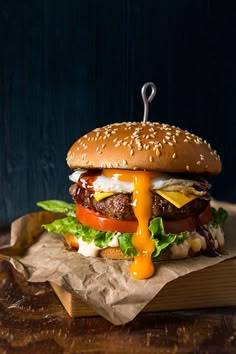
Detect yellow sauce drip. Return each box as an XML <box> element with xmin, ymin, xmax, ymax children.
<box><xmin>103</xmin><ymin>169</ymin><xmax>157</xmax><ymax>279</ymax></box>
<box><xmin>130</xmin><ymin>172</ymin><xmax>155</xmax><ymax>279</ymax></box>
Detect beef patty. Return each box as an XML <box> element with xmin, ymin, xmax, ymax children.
<box><xmin>69</xmin><ymin>184</ymin><xmax>210</xmax><ymax>220</ymax></box>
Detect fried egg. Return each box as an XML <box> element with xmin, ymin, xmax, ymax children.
<box><xmin>69</xmin><ymin>169</ymin><xmax>208</xmax><ymax>195</ymax></box>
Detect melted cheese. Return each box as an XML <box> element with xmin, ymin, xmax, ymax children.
<box><xmin>94</xmin><ymin>191</ymin><xmax>115</xmax><ymax>201</ymax></box>
<box><xmin>93</xmin><ymin>187</ymin><xmax>198</xmax><ymax>210</ymax></box>
<box><xmin>154</xmin><ymin>190</ymin><xmax>198</xmax><ymax>209</ymax></box>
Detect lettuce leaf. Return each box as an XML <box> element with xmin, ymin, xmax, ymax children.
<box><xmin>211</xmin><ymin>207</ymin><xmax>228</xmax><ymax>227</ymax></box>
<box><xmin>37</xmin><ymin>200</ymin><xmax>76</xmax><ymax>216</ymax></box>
<box><xmin>118</xmin><ymin>233</ymin><xmax>138</xmax><ymax>257</ymax></box>
<box><xmin>149</xmin><ymin>217</ymin><xmax>187</xmax><ymax>259</ymax></box>
<box><xmin>42</xmin><ymin>216</ymin><xmax>114</xmax><ymax>248</ymax></box>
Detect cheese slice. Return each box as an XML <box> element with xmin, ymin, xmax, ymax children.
<box><xmin>94</xmin><ymin>191</ymin><xmax>115</xmax><ymax>201</ymax></box>
<box><xmin>154</xmin><ymin>190</ymin><xmax>198</xmax><ymax>209</ymax></box>
<box><xmin>94</xmin><ymin>190</ymin><xmax>198</xmax><ymax>208</ymax></box>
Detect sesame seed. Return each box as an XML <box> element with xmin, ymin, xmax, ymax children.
<box><xmin>172</xmin><ymin>153</ymin><xmax>176</xmax><ymax>159</ymax></box>
<box><xmin>205</xmin><ymin>164</ymin><xmax>209</xmax><ymax>168</ymax></box>
<box><xmin>186</xmin><ymin>165</ymin><xmax>190</xmax><ymax>171</ymax></box>
<box><xmin>168</xmin><ymin>142</ymin><xmax>173</xmax><ymax>146</ymax></box>
<box><xmin>122</xmin><ymin>159</ymin><xmax>128</xmax><ymax>166</ymax></box>
<box><xmin>149</xmin><ymin>156</ymin><xmax>154</xmax><ymax>162</ymax></box>
<box><xmin>130</xmin><ymin>149</ymin><xmax>134</xmax><ymax>156</ymax></box>
<box><xmin>163</xmin><ymin>139</ymin><xmax>166</xmax><ymax>144</ymax></box>
<box><xmin>156</xmin><ymin>148</ymin><xmax>160</xmax><ymax>157</ymax></box>
<box><xmin>196</xmin><ymin>161</ymin><xmax>201</xmax><ymax>165</ymax></box>
<box><xmin>184</xmin><ymin>139</ymin><xmax>188</xmax><ymax>143</ymax></box>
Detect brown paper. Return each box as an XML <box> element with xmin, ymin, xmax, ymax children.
<box><xmin>0</xmin><ymin>200</ymin><xmax>236</xmax><ymax>325</ymax></box>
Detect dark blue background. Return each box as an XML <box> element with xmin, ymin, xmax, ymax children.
<box><xmin>1</xmin><ymin>0</ymin><xmax>236</xmax><ymax>222</ymax></box>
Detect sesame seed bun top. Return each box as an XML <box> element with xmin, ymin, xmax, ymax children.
<box><xmin>66</xmin><ymin>122</ymin><xmax>222</xmax><ymax>175</ymax></box>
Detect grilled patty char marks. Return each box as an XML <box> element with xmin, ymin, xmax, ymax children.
<box><xmin>69</xmin><ymin>184</ymin><xmax>210</xmax><ymax>221</ymax></box>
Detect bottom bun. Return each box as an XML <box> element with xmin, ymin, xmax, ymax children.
<box><xmin>64</xmin><ymin>233</ymin><xmax>80</xmax><ymax>249</ymax></box>
<box><xmin>99</xmin><ymin>246</ymin><xmax>198</xmax><ymax>261</ymax></box>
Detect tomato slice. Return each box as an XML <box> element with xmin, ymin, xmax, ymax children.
<box><xmin>76</xmin><ymin>204</ymin><xmax>212</xmax><ymax>234</ymax></box>
<box><xmin>198</xmin><ymin>203</ymin><xmax>212</xmax><ymax>225</ymax></box>
<box><xmin>163</xmin><ymin>205</ymin><xmax>212</xmax><ymax>234</ymax></box>
<box><xmin>76</xmin><ymin>204</ymin><xmax>138</xmax><ymax>233</ymax></box>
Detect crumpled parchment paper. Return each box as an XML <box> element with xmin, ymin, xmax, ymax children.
<box><xmin>0</xmin><ymin>200</ymin><xmax>235</xmax><ymax>325</ymax></box>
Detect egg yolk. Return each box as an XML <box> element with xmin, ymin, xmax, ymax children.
<box><xmin>103</xmin><ymin>169</ymin><xmax>158</xmax><ymax>280</ymax></box>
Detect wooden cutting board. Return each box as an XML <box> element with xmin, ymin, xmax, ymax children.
<box><xmin>50</xmin><ymin>258</ymin><xmax>236</xmax><ymax>317</ymax></box>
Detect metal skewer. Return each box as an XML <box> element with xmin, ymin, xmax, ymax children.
<box><xmin>141</xmin><ymin>82</ymin><xmax>157</xmax><ymax>122</ymax></box>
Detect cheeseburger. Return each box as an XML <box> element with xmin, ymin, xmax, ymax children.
<box><xmin>38</xmin><ymin>121</ymin><xmax>227</xmax><ymax>280</ymax></box>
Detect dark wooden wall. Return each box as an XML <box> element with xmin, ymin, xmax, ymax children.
<box><xmin>1</xmin><ymin>0</ymin><xmax>236</xmax><ymax>222</ymax></box>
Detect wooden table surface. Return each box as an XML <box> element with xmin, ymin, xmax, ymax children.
<box><xmin>0</xmin><ymin>225</ymin><xmax>236</xmax><ymax>354</ymax></box>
